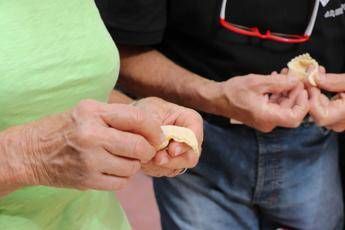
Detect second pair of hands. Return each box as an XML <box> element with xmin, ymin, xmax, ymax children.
<box><xmin>218</xmin><ymin>67</ymin><xmax>345</xmax><ymax>133</ymax></box>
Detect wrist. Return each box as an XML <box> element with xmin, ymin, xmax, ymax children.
<box><xmin>195</xmin><ymin>80</ymin><xmax>230</xmax><ymax>117</ymax></box>
<box><xmin>24</xmin><ymin>112</ymin><xmax>74</xmax><ymax>186</ymax></box>
<box><xmin>0</xmin><ymin>127</ymin><xmax>33</xmax><ymax>191</ymax></box>
<box><xmin>0</xmin><ymin>111</ymin><xmax>74</xmax><ymax>189</ymax></box>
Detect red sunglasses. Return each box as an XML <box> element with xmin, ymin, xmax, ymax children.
<box><xmin>220</xmin><ymin>0</ymin><xmax>319</xmax><ymax>44</ymax></box>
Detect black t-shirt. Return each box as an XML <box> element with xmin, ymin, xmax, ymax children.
<box><xmin>96</xmin><ymin>0</ymin><xmax>345</xmax><ymax>124</ymax></box>
<box><xmin>97</xmin><ymin>0</ymin><xmax>345</xmax><ymax>75</ymax></box>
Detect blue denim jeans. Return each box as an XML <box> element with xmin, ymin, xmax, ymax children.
<box><xmin>154</xmin><ymin>121</ymin><xmax>344</xmax><ymax>230</ymax></box>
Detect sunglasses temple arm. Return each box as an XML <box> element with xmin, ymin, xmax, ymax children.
<box><xmin>305</xmin><ymin>0</ymin><xmax>320</xmax><ymax>36</ymax></box>
<box><xmin>220</xmin><ymin>0</ymin><xmax>228</xmax><ymax>19</ymax></box>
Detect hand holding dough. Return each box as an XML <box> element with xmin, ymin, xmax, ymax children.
<box><xmin>230</xmin><ymin>53</ymin><xmax>319</xmax><ymax>125</ymax></box>
<box><xmin>287</xmin><ymin>53</ymin><xmax>319</xmax><ymax>86</ymax></box>
<box><xmin>158</xmin><ymin>125</ymin><xmax>200</xmax><ymax>156</ymax></box>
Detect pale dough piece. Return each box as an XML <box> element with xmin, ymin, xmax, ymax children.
<box><xmin>159</xmin><ymin>125</ymin><xmax>200</xmax><ymax>156</ymax></box>
<box><xmin>287</xmin><ymin>53</ymin><xmax>319</xmax><ymax>86</ymax></box>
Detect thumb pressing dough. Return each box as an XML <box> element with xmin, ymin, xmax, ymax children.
<box><xmin>159</xmin><ymin>125</ymin><xmax>200</xmax><ymax>156</ymax></box>
<box><xmin>287</xmin><ymin>53</ymin><xmax>319</xmax><ymax>86</ymax></box>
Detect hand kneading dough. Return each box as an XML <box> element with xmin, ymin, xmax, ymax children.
<box><xmin>230</xmin><ymin>53</ymin><xmax>320</xmax><ymax>125</ymax></box>
<box><xmin>287</xmin><ymin>53</ymin><xmax>319</xmax><ymax>86</ymax></box>
<box><xmin>159</xmin><ymin>125</ymin><xmax>200</xmax><ymax>156</ymax></box>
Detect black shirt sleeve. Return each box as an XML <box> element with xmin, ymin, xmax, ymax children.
<box><xmin>95</xmin><ymin>0</ymin><xmax>167</xmax><ymax>45</ymax></box>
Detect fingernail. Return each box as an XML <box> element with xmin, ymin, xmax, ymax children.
<box><xmin>158</xmin><ymin>155</ymin><xmax>169</xmax><ymax>165</ymax></box>
<box><xmin>174</xmin><ymin>146</ymin><xmax>183</xmax><ymax>156</ymax></box>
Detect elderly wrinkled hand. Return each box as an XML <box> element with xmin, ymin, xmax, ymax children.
<box><xmin>132</xmin><ymin>97</ymin><xmax>203</xmax><ymax>177</ymax></box>
<box><xmin>0</xmin><ymin>100</ymin><xmax>165</xmax><ymax>193</ymax></box>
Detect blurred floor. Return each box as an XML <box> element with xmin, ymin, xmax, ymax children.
<box><xmin>116</xmin><ymin>172</ymin><xmax>161</xmax><ymax>230</ymax></box>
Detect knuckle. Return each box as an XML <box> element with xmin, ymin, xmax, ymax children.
<box><xmin>145</xmin><ymin>96</ymin><xmax>162</xmax><ymax>104</ymax></box>
<box><xmin>186</xmin><ymin>152</ymin><xmax>199</xmax><ymax>168</ymax></box>
<box><xmin>260</xmin><ymin>129</ymin><xmax>271</xmax><ymax>133</ymax></box>
<box><xmin>128</xmin><ymin>161</ymin><xmax>141</xmax><ymax>175</ymax></box>
<box><xmin>76</xmin><ymin>125</ymin><xmax>99</xmax><ymax>143</ymax></box>
<box><xmin>246</xmin><ymin>77</ymin><xmax>259</xmax><ymax>87</ymax></box>
<box><xmin>253</xmin><ymin>110</ymin><xmax>265</xmax><ymax>123</ymax></box>
<box><xmin>310</xmin><ymin>109</ymin><xmax>329</xmax><ymax>126</ymax></box>
<box><xmin>258</xmin><ymin>125</ymin><xmax>274</xmax><ymax>133</ymax></box>
<box><xmin>314</xmin><ymin>115</ymin><xmax>328</xmax><ymax>127</ymax></box>
<box><xmin>286</xmin><ymin>116</ymin><xmax>301</xmax><ymax>128</ymax></box>
<box><xmin>131</xmin><ymin>108</ymin><xmax>146</xmax><ymax>124</ymax></box>
<box><xmin>76</xmin><ymin>99</ymin><xmax>99</xmax><ymax>113</ymax></box>
<box><xmin>166</xmin><ymin>171</ymin><xmax>178</xmax><ymax>178</ymax></box>
<box><xmin>333</xmin><ymin>127</ymin><xmax>344</xmax><ymax>132</ymax></box>
<box><xmin>191</xmin><ymin>109</ymin><xmax>204</xmax><ymax>124</ymax></box>
<box><xmin>131</xmin><ymin>136</ymin><xmax>153</xmax><ymax>161</ymax></box>
<box><xmin>290</xmin><ymin>120</ymin><xmax>301</xmax><ymax>128</ymax></box>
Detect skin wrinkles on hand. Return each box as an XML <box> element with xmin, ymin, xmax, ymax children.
<box><xmin>0</xmin><ymin>96</ymin><xmax>204</xmax><ymax>196</ymax></box>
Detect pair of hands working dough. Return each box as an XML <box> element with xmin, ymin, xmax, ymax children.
<box><xmin>0</xmin><ymin>97</ymin><xmax>203</xmax><ymax>196</ymax></box>
<box><xmin>226</xmin><ymin>54</ymin><xmax>345</xmax><ymax>132</ymax></box>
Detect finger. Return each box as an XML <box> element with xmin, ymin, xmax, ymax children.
<box><xmin>327</xmin><ymin>122</ymin><xmax>345</xmax><ymax>132</ymax></box>
<box><xmin>102</xmin><ymin>104</ymin><xmax>164</xmax><ymax>149</ymax></box>
<box><xmin>283</xmin><ymin>89</ymin><xmax>309</xmax><ymax>127</ymax></box>
<box><xmin>168</xmin><ymin>107</ymin><xmax>204</xmax><ymax>149</ymax></box>
<box><xmin>95</xmin><ymin>152</ymin><xmax>141</xmax><ymax>177</ymax></box>
<box><xmin>309</xmin><ymin>86</ymin><xmax>322</xmax><ymax>105</ymax></box>
<box><xmin>101</xmin><ymin>127</ymin><xmax>156</xmax><ymax>162</ymax></box>
<box><xmin>279</xmin><ymin>96</ymin><xmax>295</xmax><ymax>108</ymax></box>
<box><xmin>85</xmin><ymin>174</ymin><xmax>129</xmax><ymax>191</ymax></box>
<box><xmin>309</xmin><ymin>87</ymin><xmax>331</xmax><ymax>125</ymax></box>
<box><xmin>269</xmin><ymin>93</ymin><xmax>282</xmax><ymax>103</ymax></box>
<box><xmin>309</xmin><ymin>86</ymin><xmax>323</xmax><ymax>112</ymax></box>
<box><xmin>320</xmin><ymin>93</ymin><xmax>330</xmax><ymax>107</ymax></box>
<box><xmin>310</xmin><ymin>88</ymin><xmax>345</xmax><ymax>125</ymax></box>
<box><xmin>267</xmin><ymin>89</ymin><xmax>309</xmax><ymax>128</ymax></box>
<box><xmin>319</xmin><ymin>66</ymin><xmax>326</xmax><ymax>74</ymax></box>
<box><xmin>167</xmin><ymin>142</ymin><xmax>191</xmax><ymax>157</ymax></box>
<box><xmin>326</xmin><ymin>99</ymin><xmax>345</xmax><ymax>123</ymax></box>
<box><xmin>158</xmin><ymin>150</ymin><xmax>199</xmax><ymax>169</ymax></box>
<box><xmin>141</xmin><ymin>163</ymin><xmax>175</xmax><ymax>178</ymax></box>
<box><xmin>259</xmin><ymin>74</ymin><xmax>299</xmax><ymax>94</ymax></box>
<box><xmin>280</xmin><ymin>68</ymin><xmax>289</xmax><ymax>75</ymax></box>
<box><xmin>291</xmin><ymin>89</ymin><xmax>309</xmax><ymax>119</ymax></box>
<box><xmin>153</xmin><ymin>150</ymin><xmax>172</xmax><ymax>165</ymax></box>
<box><xmin>315</xmin><ymin>73</ymin><xmax>345</xmax><ymax>92</ymax></box>
<box><xmin>279</xmin><ymin>83</ymin><xmax>304</xmax><ymax>108</ymax></box>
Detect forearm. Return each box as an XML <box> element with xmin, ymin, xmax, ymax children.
<box><xmin>0</xmin><ymin>125</ymin><xmax>34</xmax><ymax>196</ymax></box>
<box><xmin>118</xmin><ymin>46</ymin><xmax>228</xmax><ymax>117</ymax></box>
<box><xmin>108</xmin><ymin>90</ymin><xmax>134</xmax><ymax>104</ymax></box>
<box><xmin>0</xmin><ymin>112</ymin><xmax>71</xmax><ymax>197</ymax></box>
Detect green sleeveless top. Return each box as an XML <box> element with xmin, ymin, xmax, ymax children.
<box><xmin>0</xmin><ymin>1</ymin><xmax>130</xmax><ymax>229</ymax></box>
